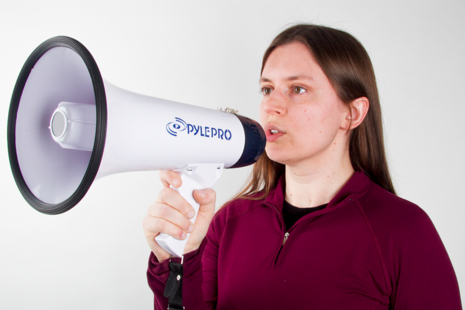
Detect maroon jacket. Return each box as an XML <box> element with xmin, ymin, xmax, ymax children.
<box><xmin>147</xmin><ymin>171</ymin><xmax>462</xmax><ymax>309</ymax></box>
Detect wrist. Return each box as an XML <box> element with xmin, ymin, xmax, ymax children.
<box><xmin>183</xmin><ymin>244</ymin><xmax>200</xmax><ymax>255</ymax></box>
<box><xmin>154</xmin><ymin>250</ymin><xmax>171</xmax><ymax>263</ymax></box>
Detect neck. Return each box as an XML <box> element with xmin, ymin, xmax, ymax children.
<box><xmin>284</xmin><ymin>152</ymin><xmax>354</xmax><ymax>208</ymax></box>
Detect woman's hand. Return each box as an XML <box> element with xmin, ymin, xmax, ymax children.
<box><xmin>143</xmin><ymin>170</ymin><xmax>217</xmax><ymax>262</ymax></box>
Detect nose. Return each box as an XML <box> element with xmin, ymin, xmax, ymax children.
<box><xmin>261</xmin><ymin>90</ymin><xmax>287</xmax><ymax>116</ymax></box>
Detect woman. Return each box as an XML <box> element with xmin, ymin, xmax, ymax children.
<box><xmin>143</xmin><ymin>24</ymin><xmax>462</xmax><ymax>309</ymax></box>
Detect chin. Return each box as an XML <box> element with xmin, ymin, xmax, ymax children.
<box><xmin>265</xmin><ymin>148</ymin><xmax>292</xmax><ymax>166</ymax></box>
<box><xmin>266</xmin><ymin>145</ymin><xmax>323</xmax><ymax>168</ymax></box>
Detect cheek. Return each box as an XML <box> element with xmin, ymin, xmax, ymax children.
<box><xmin>289</xmin><ymin>106</ymin><xmax>325</xmax><ymax>133</ymax></box>
<box><xmin>290</xmin><ymin>105</ymin><xmax>342</xmax><ymax>144</ymax></box>
<box><xmin>317</xmin><ymin>98</ymin><xmax>347</xmax><ymax>129</ymax></box>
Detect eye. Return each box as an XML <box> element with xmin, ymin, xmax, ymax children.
<box><xmin>292</xmin><ymin>86</ymin><xmax>307</xmax><ymax>94</ymax></box>
<box><xmin>261</xmin><ymin>87</ymin><xmax>273</xmax><ymax>96</ymax></box>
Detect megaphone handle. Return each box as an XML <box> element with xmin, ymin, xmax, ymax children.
<box><xmin>155</xmin><ymin>164</ymin><xmax>224</xmax><ymax>258</ymax></box>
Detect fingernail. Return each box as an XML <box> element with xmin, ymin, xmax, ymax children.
<box><xmin>188</xmin><ymin>211</ymin><xmax>195</xmax><ymax>219</ymax></box>
<box><xmin>181</xmin><ymin>232</ymin><xmax>187</xmax><ymax>239</ymax></box>
<box><xmin>173</xmin><ymin>179</ymin><xmax>181</xmax><ymax>187</ymax></box>
<box><xmin>188</xmin><ymin>225</ymin><xmax>194</xmax><ymax>233</ymax></box>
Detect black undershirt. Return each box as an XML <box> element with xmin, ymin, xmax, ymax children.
<box><xmin>283</xmin><ymin>200</ymin><xmax>327</xmax><ymax>231</ymax></box>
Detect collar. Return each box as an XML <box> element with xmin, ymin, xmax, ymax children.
<box><xmin>262</xmin><ymin>169</ymin><xmax>371</xmax><ymax>213</ymax></box>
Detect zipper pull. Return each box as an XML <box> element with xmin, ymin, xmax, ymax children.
<box><xmin>282</xmin><ymin>232</ymin><xmax>290</xmax><ymax>246</ymax></box>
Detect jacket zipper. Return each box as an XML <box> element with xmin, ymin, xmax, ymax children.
<box><xmin>263</xmin><ymin>202</ymin><xmax>289</xmax><ymax>267</ymax></box>
<box><xmin>262</xmin><ymin>202</ymin><xmax>292</xmax><ymax>243</ymax></box>
<box><xmin>262</xmin><ymin>196</ymin><xmax>352</xmax><ymax>268</ymax></box>
<box><xmin>273</xmin><ymin>232</ymin><xmax>290</xmax><ymax>266</ymax></box>
<box><xmin>282</xmin><ymin>232</ymin><xmax>290</xmax><ymax>246</ymax></box>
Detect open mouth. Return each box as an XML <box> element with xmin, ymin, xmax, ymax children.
<box><xmin>265</xmin><ymin>125</ymin><xmax>284</xmax><ymax>142</ymax></box>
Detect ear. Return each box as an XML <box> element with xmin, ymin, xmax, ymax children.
<box><xmin>342</xmin><ymin>97</ymin><xmax>369</xmax><ymax>130</ymax></box>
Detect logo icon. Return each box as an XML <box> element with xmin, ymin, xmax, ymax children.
<box><xmin>166</xmin><ymin>117</ymin><xmax>187</xmax><ymax>136</ymax></box>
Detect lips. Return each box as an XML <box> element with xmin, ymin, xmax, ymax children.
<box><xmin>264</xmin><ymin>124</ymin><xmax>285</xmax><ymax>142</ymax></box>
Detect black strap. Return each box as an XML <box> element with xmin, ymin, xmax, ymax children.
<box><xmin>164</xmin><ymin>261</ymin><xmax>184</xmax><ymax>310</ymax></box>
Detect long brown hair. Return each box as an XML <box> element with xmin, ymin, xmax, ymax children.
<box><xmin>235</xmin><ymin>24</ymin><xmax>395</xmax><ymax>201</ymax></box>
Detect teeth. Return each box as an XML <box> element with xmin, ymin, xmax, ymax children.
<box><xmin>271</xmin><ymin>129</ymin><xmax>279</xmax><ymax>134</ymax></box>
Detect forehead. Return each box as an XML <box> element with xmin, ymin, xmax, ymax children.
<box><xmin>262</xmin><ymin>41</ymin><xmax>325</xmax><ymax>81</ymax></box>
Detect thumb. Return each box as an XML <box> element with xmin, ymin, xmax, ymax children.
<box><xmin>183</xmin><ymin>188</ymin><xmax>216</xmax><ymax>254</ymax></box>
<box><xmin>193</xmin><ymin>188</ymin><xmax>216</xmax><ymax>211</ymax></box>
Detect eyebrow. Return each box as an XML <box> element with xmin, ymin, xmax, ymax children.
<box><xmin>259</xmin><ymin>75</ymin><xmax>314</xmax><ymax>83</ymax></box>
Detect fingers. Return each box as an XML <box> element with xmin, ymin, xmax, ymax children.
<box><xmin>143</xmin><ymin>194</ymin><xmax>194</xmax><ymax>262</ymax></box>
<box><xmin>143</xmin><ymin>213</ymin><xmax>192</xmax><ymax>241</ymax></box>
<box><xmin>156</xmin><ymin>187</ymin><xmax>195</xmax><ymax>218</ymax></box>
<box><xmin>159</xmin><ymin>170</ymin><xmax>182</xmax><ymax>188</ymax></box>
<box><xmin>146</xmin><ymin>186</ymin><xmax>195</xmax><ymax>242</ymax></box>
<box><xmin>144</xmin><ymin>171</ymin><xmax>218</xmax><ymax>259</ymax></box>
<box><xmin>148</xmin><ymin>201</ymin><xmax>194</xmax><ymax>236</ymax></box>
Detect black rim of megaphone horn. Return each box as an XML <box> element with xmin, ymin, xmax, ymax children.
<box><xmin>7</xmin><ymin>36</ymin><xmax>107</xmax><ymax>215</ymax></box>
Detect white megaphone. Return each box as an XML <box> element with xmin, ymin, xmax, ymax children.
<box><xmin>7</xmin><ymin>36</ymin><xmax>266</xmax><ymax>257</ymax></box>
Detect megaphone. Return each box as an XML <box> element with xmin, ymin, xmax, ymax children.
<box><xmin>7</xmin><ymin>36</ymin><xmax>266</xmax><ymax>257</ymax></box>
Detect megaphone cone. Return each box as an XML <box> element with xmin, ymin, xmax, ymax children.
<box><xmin>8</xmin><ymin>36</ymin><xmax>265</xmax><ymax>256</ymax></box>
<box><xmin>8</xmin><ymin>36</ymin><xmax>108</xmax><ymax>215</ymax></box>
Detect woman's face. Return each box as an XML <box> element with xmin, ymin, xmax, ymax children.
<box><xmin>259</xmin><ymin>41</ymin><xmax>350</xmax><ymax>167</ymax></box>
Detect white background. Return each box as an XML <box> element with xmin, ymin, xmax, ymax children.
<box><xmin>1</xmin><ymin>0</ymin><xmax>463</xmax><ymax>309</ymax></box>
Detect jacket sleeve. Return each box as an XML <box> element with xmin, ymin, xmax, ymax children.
<box><xmin>146</xmin><ymin>239</ymin><xmax>211</xmax><ymax>310</ymax></box>
<box><xmin>390</xmin><ymin>208</ymin><xmax>462</xmax><ymax>309</ymax></box>
<box><xmin>146</xmin><ymin>251</ymin><xmax>171</xmax><ymax>310</ymax></box>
